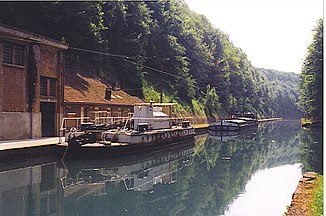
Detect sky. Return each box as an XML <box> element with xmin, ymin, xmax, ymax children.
<box><xmin>185</xmin><ymin>0</ymin><xmax>323</xmax><ymax>73</ymax></box>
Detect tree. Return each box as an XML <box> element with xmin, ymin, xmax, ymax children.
<box><xmin>299</xmin><ymin>19</ymin><xmax>323</xmax><ymax>121</ymax></box>
<box><xmin>0</xmin><ymin>1</ymin><xmax>302</xmax><ymax>119</ymax></box>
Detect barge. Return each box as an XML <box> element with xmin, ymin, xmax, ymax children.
<box><xmin>57</xmin><ymin>103</ymin><xmax>195</xmax><ymax>159</ymax></box>
<box><xmin>208</xmin><ymin>112</ymin><xmax>258</xmax><ymax>132</ymax></box>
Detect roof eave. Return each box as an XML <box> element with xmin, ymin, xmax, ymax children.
<box><xmin>0</xmin><ymin>24</ymin><xmax>68</xmax><ymax>50</ymax></box>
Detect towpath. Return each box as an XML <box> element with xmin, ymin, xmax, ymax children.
<box><xmin>0</xmin><ymin>137</ymin><xmax>62</xmax><ymax>151</ymax></box>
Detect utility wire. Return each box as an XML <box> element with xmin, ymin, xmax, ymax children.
<box><xmin>68</xmin><ymin>46</ymin><xmax>189</xmax><ymax>81</ymax></box>
<box><xmin>68</xmin><ymin>46</ymin><xmax>225</xmax><ymax>92</ymax></box>
<box><xmin>69</xmin><ymin>46</ymin><xmax>133</xmax><ymax>59</ymax></box>
<box><xmin>123</xmin><ymin>59</ymin><xmax>183</xmax><ymax>80</ymax></box>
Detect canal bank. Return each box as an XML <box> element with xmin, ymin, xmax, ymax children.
<box><xmin>258</xmin><ymin>118</ymin><xmax>282</xmax><ymax>122</ymax></box>
<box><xmin>286</xmin><ymin>172</ymin><xmax>323</xmax><ymax>215</ymax></box>
<box><xmin>0</xmin><ymin>137</ymin><xmax>62</xmax><ymax>150</ymax></box>
<box><xmin>0</xmin><ymin>137</ymin><xmax>61</xmax><ymax>162</ymax></box>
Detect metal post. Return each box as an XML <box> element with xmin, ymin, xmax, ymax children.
<box><xmin>160</xmin><ymin>73</ymin><xmax>163</xmax><ymax>103</ymax></box>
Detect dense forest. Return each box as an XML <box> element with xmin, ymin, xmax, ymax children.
<box><xmin>0</xmin><ymin>1</ymin><xmax>302</xmax><ymax>120</ymax></box>
<box><xmin>298</xmin><ymin>19</ymin><xmax>323</xmax><ymax>122</ymax></box>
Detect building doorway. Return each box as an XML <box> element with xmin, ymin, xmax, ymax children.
<box><xmin>40</xmin><ymin>102</ymin><xmax>56</xmax><ymax>137</ymax></box>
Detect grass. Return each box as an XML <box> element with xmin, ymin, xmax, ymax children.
<box><xmin>284</xmin><ymin>173</ymin><xmax>323</xmax><ymax>216</ymax></box>
<box><xmin>311</xmin><ymin>174</ymin><xmax>323</xmax><ymax>215</ymax></box>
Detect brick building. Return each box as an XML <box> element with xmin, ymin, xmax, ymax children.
<box><xmin>0</xmin><ymin>24</ymin><xmax>68</xmax><ymax>140</ymax></box>
<box><xmin>64</xmin><ymin>68</ymin><xmax>144</xmax><ymax>128</ymax></box>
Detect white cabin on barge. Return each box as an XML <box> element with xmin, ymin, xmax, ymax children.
<box><xmin>104</xmin><ymin>102</ymin><xmax>194</xmax><ymax>145</ymax></box>
<box><xmin>133</xmin><ymin>102</ymin><xmax>172</xmax><ymax>131</ymax></box>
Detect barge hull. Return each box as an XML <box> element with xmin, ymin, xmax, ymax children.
<box><xmin>58</xmin><ymin>134</ymin><xmax>195</xmax><ymax>160</ymax></box>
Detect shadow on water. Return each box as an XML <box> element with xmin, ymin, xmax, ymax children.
<box><xmin>0</xmin><ymin>120</ymin><xmax>322</xmax><ymax>215</ymax></box>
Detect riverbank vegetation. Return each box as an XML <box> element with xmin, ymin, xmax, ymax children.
<box><xmin>312</xmin><ymin>174</ymin><xmax>323</xmax><ymax>215</ymax></box>
<box><xmin>298</xmin><ymin>19</ymin><xmax>323</xmax><ymax>125</ymax></box>
<box><xmin>0</xmin><ymin>1</ymin><xmax>302</xmax><ymax>121</ymax></box>
<box><xmin>286</xmin><ymin>173</ymin><xmax>323</xmax><ymax>216</ymax></box>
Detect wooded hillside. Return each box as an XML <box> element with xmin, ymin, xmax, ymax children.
<box><xmin>0</xmin><ymin>1</ymin><xmax>302</xmax><ymax>119</ymax></box>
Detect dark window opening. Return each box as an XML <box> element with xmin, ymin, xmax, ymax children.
<box><xmin>14</xmin><ymin>46</ymin><xmax>24</xmax><ymax>66</ymax></box>
<box><xmin>49</xmin><ymin>78</ymin><xmax>56</xmax><ymax>97</ymax></box>
<box><xmin>40</xmin><ymin>77</ymin><xmax>48</xmax><ymax>96</ymax></box>
<box><xmin>2</xmin><ymin>43</ymin><xmax>24</xmax><ymax>66</ymax></box>
<box><xmin>40</xmin><ymin>76</ymin><xmax>56</xmax><ymax>97</ymax></box>
<box><xmin>3</xmin><ymin>44</ymin><xmax>12</xmax><ymax>64</ymax></box>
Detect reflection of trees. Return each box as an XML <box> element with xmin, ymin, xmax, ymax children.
<box><xmin>182</xmin><ymin>120</ymin><xmax>304</xmax><ymax>215</ymax></box>
<box><xmin>299</xmin><ymin>128</ymin><xmax>323</xmax><ymax>174</ymax></box>
<box><xmin>61</xmin><ymin>121</ymin><xmax>323</xmax><ymax>216</ymax></box>
<box><xmin>254</xmin><ymin>120</ymin><xmax>302</xmax><ymax>169</ymax></box>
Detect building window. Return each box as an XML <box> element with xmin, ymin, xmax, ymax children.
<box><xmin>40</xmin><ymin>76</ymin><xmax>56</xmax><ymax>97</ymax></box>
<box><xmin>3</xmin><ymin>44</ymin><xmax>12</xmax><ymax>64</ymax></box>
<box><xmin>14</xmin><ymin>46</ymin><xmax>24</xmax><ymax>66</ymax></box>
<box><xmin>124</xmin><ymin>108</ymin><xmax>128</xmax><ymax>117</ymax></box>
<box><xmin>40</xmin><ymin>77</ymin><xmax>48</xmax><ymax>96</ymax></box>
<box><xmin>2</xmin><ymin>43</ymin><xmax>24</xmax><ymax>66</ymax></box>
<box><xmin>49</xmin><ymin>78</ymin><xmax>56</xmax><ymax>97</ymax></box>
<box><xmin>107</xmin><ymin>108</ymin><xmax>111</xmax><ymax>117</ymax></box>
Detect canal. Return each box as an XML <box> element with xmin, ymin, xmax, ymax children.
<box><xmin>0</xmin><ymin>120</ymin><xmax>322</xmax><ymax>216</ymax></box>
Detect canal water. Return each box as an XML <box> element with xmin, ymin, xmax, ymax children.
<box><xmin>0</xmin><ymin>120</ymin><xmax>322</xmax><ymax>216</ymax></box>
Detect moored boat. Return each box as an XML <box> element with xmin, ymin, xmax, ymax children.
<box><xmin>208</xmin><ymin>112</ymin><xmax>258</xmax><ymax>132</ymax></box>
<box><xmin>209</xmin><ymin>120</ymin><xmax>241</xmax><ymax>131</ymax></box>
<box><xmin>57</xmin><ymin>102</ymin><xmax>195</xmax><ymax>159</ymax></box>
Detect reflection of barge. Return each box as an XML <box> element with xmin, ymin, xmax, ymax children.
<box><xmin>208</xmin><ymin>126</ymin><xmax>257</xmax><ymax>141</ymax></box>
<box><xmin>57</xmin><ymin>103</ymin><xmax>195</xmax><ymax>159</ymax></box>
<box><xmin>58</xmin><ymin>141</ymin><xmax>195</xmax><ymax>192</ymax></box>
<box><xmin>208</xmin><ymin>112</ymin><xmax>258</xmax><ymax>132</ymax></box>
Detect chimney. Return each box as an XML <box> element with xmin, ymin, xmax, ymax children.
<box><xmin>105</xmin><ymin>88</ymin><xmax>112</xmax><ymax>100</ymax></box>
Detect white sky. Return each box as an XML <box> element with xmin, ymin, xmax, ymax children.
<box><xmin>185</xmin><ymin>0</ymin><xmax>323</xmax><ymax>73</ymax></box>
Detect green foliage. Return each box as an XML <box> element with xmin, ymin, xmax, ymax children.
<box><xmin>191</xmin><ymin>99</ymin><xmax>205</xmax><ymax>117</ymax></box>
<box><xmin>299</xmin><ymin>19</ymin><xmax>323</xmax><ymax>121</ymax></box>
<box><xmin>0</xmin><ymin>0</ymin><xmax>302</xmax><ymax>120</ymax></box>
<box><xmin>256</xmin><ymin>68</ymin><xmax>301</xmax><ymax>118</ymax></box>
<box><xmin>142</xmin><ymin>83</ymin><xmax>161</xmax><ymax>103</ymax></box>
<box><xmin>202</xmin><ymin>84</ymin><xmax>221</xmax><ymax>115</ymax></box>
<box><xmin>312</xmin><ymin>174</ymin><xmax>323</xmax><ymax>216</ymax></box>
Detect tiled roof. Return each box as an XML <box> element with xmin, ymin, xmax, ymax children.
<box><xmin>64</xmin><ymin>69</ymin><xmax>144</xmax><ymax>105</ymax></box>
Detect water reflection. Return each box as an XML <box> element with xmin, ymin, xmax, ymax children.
<box><xmin>59</xmin><ymin>142</ymin><xmax>195</xmax><ymax>193</ymax></box>
<box><xmin>224</xmin><ymin>164</ymin><xmax>303</xmax><ymax>216</ymax></box>
<box><xmin>0</xmin><ymin>120</ymin><xmax>322</xmax><ymax>216</ymax></box>
<box><xmin>0</xmin><ymin>162</ymin><xmax>59</xmax><ymax>216</ymax></box>
<box><xmin>299</xmin><ymin>127</ymin><xmax>323</xmax><ymax>174</ymax></box>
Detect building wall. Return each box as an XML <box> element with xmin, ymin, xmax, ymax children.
<box><xmin>2</xmin><ymin>65</ymin><xmax>26</xmax><ymax>112</ymax></box>
<box><xmin>0</xmin><ymin>42</ymin><xmax>3</xmax><ymax>112</ymax></box>
<box><xmin>65</xmin><ymin>103</ymin><xmax>133</xmax><ymax>118</ymax></box>
<box><xmin>40</xmin><ymin>46</ymin><xmax>59</xmax><ymax>78</ymax></box>
<box><xmin>0</xmin><ymin>112</ymin><xmax>41</xmax><ymax>140</ymax></box>
<box><xmin>0</xmin><ymin>40</ymin><xmax>28</xmax><ymax>112</ymax></box>
<box><xmin>63</xmin><ymin>103</ymin><xmax>133</xmax><ymax>130</ymax></box>
<box><xmin>0</xmin><ymin>35</ymin><xmax>66</xmax><ymax>139</ymax></box>
<box><xmin>39</xmin><ymin>45</ymin><xmax>64</xmax><ymax>136</ymax></box>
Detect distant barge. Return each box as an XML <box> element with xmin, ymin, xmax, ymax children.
<box><xmin>208</xmin><ymin>112</ymin><xmax>258</xmax><ymax>131</ymax></box>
